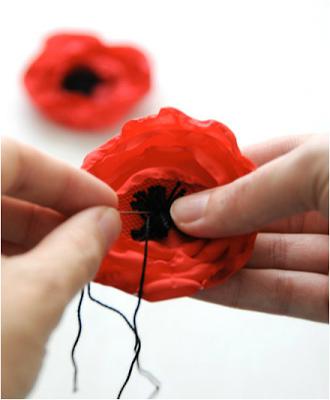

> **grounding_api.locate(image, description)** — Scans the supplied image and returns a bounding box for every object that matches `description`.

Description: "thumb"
[1,207,120,398]
[26,206,121,302]
[171,138,328,238]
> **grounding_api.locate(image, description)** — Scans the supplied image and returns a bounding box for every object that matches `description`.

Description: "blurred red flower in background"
[24,33,151,131]
[82,108,257,301]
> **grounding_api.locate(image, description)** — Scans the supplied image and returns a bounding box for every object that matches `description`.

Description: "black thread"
[87,280,160,399]
[87,283,133,330]
[71,288,85,392]
[71,215,160,398]
[117,216,151,398]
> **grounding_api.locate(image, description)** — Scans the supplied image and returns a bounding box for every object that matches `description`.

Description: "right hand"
[171,135,329,322]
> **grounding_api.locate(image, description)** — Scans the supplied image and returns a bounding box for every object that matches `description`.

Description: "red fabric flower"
[24,33,151,131]
[82,108,257,301]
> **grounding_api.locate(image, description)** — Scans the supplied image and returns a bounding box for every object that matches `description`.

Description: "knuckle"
[273,271,294,316]
[296,140,329,212]
[316,172,329,216]
[210,176,255,234]
[229,272,243,308]
[52,169,75,211]
[232,178,254,228]
[318,236,329,270]
[321,284,329,322]
[268,235,288,269]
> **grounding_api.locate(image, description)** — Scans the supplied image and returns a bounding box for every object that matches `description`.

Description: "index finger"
[243,134,311,166]
[1,137,117,214]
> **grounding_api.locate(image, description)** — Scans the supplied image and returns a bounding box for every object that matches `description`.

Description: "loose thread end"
[71,289,85,394]
[71,217,160,399]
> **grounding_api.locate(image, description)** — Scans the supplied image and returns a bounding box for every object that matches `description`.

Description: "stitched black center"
[130,182,186,241]
[61,66,103,96]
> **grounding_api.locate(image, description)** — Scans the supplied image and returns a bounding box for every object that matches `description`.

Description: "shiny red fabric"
[82,108,257,301]
[24,33,151,131]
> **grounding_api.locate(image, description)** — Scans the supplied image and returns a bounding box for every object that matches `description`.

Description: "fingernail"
[170,191,209,224]
[97,208,122,246]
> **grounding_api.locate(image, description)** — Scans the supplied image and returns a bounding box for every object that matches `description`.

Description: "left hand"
[1,138,121,398]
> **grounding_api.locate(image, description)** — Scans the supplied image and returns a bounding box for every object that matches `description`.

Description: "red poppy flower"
[82,108,257,301]
[23,33,151,131]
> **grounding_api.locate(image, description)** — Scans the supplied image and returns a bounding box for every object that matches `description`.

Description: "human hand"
[171,135,329,322]
[1,138,121,398]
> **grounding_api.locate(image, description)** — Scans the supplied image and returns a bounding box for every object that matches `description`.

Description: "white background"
[1,0,329,398]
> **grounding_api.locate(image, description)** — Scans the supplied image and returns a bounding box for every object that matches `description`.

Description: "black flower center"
[61,66,103,96]
[130,182,186,241]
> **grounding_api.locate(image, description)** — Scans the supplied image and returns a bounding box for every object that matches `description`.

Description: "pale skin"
[171,134,329,322]
[1,135,329,398]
